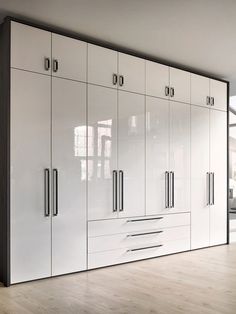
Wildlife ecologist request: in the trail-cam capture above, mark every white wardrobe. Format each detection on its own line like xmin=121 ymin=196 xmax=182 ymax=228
xmin=0 ymin=18 xmax=228 ymax=286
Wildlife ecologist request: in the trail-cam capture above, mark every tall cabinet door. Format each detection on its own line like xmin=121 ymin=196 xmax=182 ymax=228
xmin=88 ymin=85 xmax=118 ymax=220
xmin=52 ymin=77 xmax=87 ymax=275
xmin=210 ymin=110 xmax=227 ymax=245
xmin=11 ymin=21 xmax=51 ymax=75
xmin=191 ymin=106 xmax=210 ymax=249
xmin=169 ymin=102 xmax=190 ymax=213
xmin=52 ymin=34 xmax=87 ymax=82
xmin=146 ymin=96 xmax=169 ymax=215
xmin=118 ymin=91 xmax=145 ymax=217
xmin=11 ymin=69 xmax=51 ymax=283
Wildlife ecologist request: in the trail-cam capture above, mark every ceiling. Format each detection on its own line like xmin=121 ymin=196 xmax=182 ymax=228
xmin=1 ymin=0 xmax=236 ymax=94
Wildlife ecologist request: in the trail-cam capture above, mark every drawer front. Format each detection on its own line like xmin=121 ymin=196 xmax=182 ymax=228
xmin=88 ymin=237 xmax=190 ymax=269
xmin=88 ymin=213 xmax=190 ymax=237
xmin=89 ymin=225 xmax=190 ymax=253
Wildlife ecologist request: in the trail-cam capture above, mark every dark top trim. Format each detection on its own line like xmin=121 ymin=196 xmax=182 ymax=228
xmin=3 ymin=15 xmax=229 ymax=84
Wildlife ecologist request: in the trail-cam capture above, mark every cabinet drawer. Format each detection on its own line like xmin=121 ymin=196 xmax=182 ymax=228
xmin=88 ymin=213 xmax=190 ymax=237
xmin=88 ymin=237 xmax=190 ymax=269
xmin=89 ymin=225 xmax=190 ymax=253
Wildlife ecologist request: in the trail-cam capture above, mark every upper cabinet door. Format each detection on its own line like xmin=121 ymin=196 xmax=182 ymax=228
xmin=191 ymin=74 xmax=210 ymax=107
xmin=88 ymin=44 xmax=118 ymax=88
xmin=52 ymin=34 xmax=87 ymax=82
xmin=11 ymin=22 xmax=51 ymax=75
xmin=169 ymin=101 xmax=190 ymax=213
xmin=210 ymin=79 xmax=227 ymax=111
xmin=51 ymin=77 xmax=87 ymax=276
xmin=146 ymin=61 xmax=169 ymax=99
xmin=88 ymin=85 xmax=118 ymax=221
xmin=169 ymin=68 xmax=190 ymax=104
xmin=118 ymin=53 xmax=145 ymax=94
xmin=118 ymin=91 xmax=145 ymax=218
xmin=146 ymin=97 xmax=169 ymax=216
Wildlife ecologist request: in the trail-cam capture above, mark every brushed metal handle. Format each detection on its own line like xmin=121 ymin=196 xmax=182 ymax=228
xmin=169 ymin=171 xmax=174 ymax=208
xmin=210 ymin=97 xmax=214 ymax=106
xmin=127 ymin=244 xmax=163 ymax=252
xmin=112 ymin=74 xmax=118 ymax=85
xmin=53 ymin=169 xmax=58 ymax=216
xmin=119 ymin=170 xmax=124 ymax=211
xmin=211 ymin=172 xmax=215 ymax=205
xmin=53 ymin=59 xmax=59 ymax=72
xmin=206 ymin=96 xmax=210 ymax=106
xmin=170 ymin=87 xmax=174 ymax=97
xmin=119 ymin=75 xmax=124 ymax=86
xmin=127 ymin=217 xmax=163 ymax=222
xmin=44 ymin=57 xmax=50 ymax=71
xmin=127 ymin=230 xmax=163 ymax=237
xmin=165 ymin=171 xmax=169 ymax=208
xmin=44 ymin=168 xmax=50 ymax=217
xmin=165 ymin=86 xmax=170 ymax=96
xmin=207 ymin=172 xmax=210 ymax=205
xmin=112 ymin=170 xmax=118 ymax=212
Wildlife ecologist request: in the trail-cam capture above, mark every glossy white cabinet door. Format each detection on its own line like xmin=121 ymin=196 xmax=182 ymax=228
xmin=11 ymin=69 xmax=51 ymax=283
xmin=11 ymin=21 xmax=51 ymax=75
xmin=88 ymin=44 xmax=118 ymax=88
xmin=146 ymin=61 xmax=169 ymax=99
xmin=169 ymin=68 xmax=190 ymax=104
xmin=88 ymin=85 xmax=118 ymax=220
xmin=52 ymin=78 xmax=87 ymax=275
xmin=210 ymin=79 xmax=227 ymax=111
xmin=191 ymin=106 xmax=210 ymax=249
xmin=146 ymin=96 xmax=169 ymax=215
xmin=118 ymin=53 xmax=145 ymax=94
xmin=52 ymin=34 xmax=87 ymax=82
xmin=191 ymin=74 xmax=210 ymax=108
xmin=118 ymin=91 xmax=145 ymax=217
xmin=169 ymin=102 xmax=190 ymax=213
xmin=210 ymin=110 xmax=227 ymax=245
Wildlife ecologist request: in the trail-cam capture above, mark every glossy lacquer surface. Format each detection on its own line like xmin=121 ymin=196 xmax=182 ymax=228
xmin=191 ymin=106 xmax=210 ymax=249
xmin=146 ymin=96 xmax=169 ymax=215
xmin=118 ymin=91 xmax=145 ymax=218
xmin=11 ymin=69 xmax=51 ymax=283
xmin=88 ymin=85 xmax=118 ymax=220
xmin=210 ymin=110 xmax=227 ymax=245
xmin=52 ymin=77 xmax=87 ymax=275
xmin=169 ymin=101 xmax=190 ymax=213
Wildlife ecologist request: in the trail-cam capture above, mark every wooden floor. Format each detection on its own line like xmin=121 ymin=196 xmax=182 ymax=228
xmin=1 ymin=244 xmax=236 ymax=314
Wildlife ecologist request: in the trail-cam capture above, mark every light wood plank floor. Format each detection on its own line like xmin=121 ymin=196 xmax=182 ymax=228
xmin=1 ymin=244 xmax=236 ymax=314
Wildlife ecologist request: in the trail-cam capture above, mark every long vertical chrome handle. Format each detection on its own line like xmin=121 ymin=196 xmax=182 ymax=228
xmin=165 ymin=171 xmax=169 ymax=208
xmin=44 ymin=169 xmax=50 ymax=217
xmin=53 ymin=169 xmax=58 ymax=216
xmin=169 ymin=171 xmax=174 ymax=208
xmin=211 ymin=172 xmax=215 ymax=205
xmin=119 ymin=170 xmax=124 ymax=211
xmin=44 ymin=57 xmax=50 ymax=71
xmin=112 ymin=170 xmax=118 ymax=212
xmin=206 ymin=172 xmax=210 ymax=205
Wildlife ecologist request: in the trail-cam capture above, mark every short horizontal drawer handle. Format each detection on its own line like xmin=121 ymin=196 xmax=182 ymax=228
xmin=127 ymin=244 xmax=163 ymax=252
xmin=127 ymin=217 xmax=164 ymax=223
xmin=127 ymin=230 xmax=163 ymax=237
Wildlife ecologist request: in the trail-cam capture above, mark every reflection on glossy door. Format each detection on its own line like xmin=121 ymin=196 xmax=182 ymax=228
xmin=88 ymin=85 xmax=118 ymax=220
xmin=118 ymin=91 xmax=145 ymax=218
xmin=146 ymin=96 xmax=169 ymax=215
xmin=52 ymin=77 xmax=87 ymax=275
xmin=169 ymin=101 xmax=190 ymax=213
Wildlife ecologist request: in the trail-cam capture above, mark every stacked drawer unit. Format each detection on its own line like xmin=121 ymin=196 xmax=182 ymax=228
xmin=88 ymin=213 xmax=190 ymax=269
